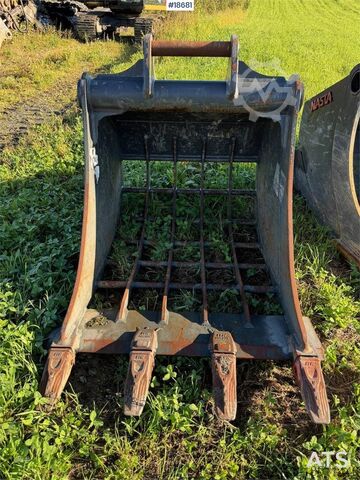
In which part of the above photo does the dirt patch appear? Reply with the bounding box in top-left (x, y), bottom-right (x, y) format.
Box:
top-left (0, 79), bottom-right (76, 150)
top-left (67, 353), bottom-right (128, 425)
top-left (234, 361), bottom-right (317, 436)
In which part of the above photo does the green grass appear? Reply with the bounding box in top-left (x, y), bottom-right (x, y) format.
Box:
top-left (154, 0), bottom-right (360, 99)
top-left (1, 1), bottom-right (360, 479)
top-left (0, 28), bottom-right (123, 111)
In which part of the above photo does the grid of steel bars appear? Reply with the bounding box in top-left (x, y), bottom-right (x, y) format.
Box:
top-left (99, 135), bottom-right (277, 322)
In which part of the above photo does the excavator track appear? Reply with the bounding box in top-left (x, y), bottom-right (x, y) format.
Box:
top-left (0, 98), bottom-right (70, 151)
top-left (74, 12), bottom-right (101, 41)
top-left (134, 16), bottom-right (152, 43)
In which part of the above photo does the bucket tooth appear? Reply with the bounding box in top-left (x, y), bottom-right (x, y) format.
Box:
top-left (40, 346), bottom-right (75, 404)
top-left (124, 327), bottom-right (158, 416)
top-left (210, 331), bottom-right (237, 421)
top-left (293, 356), bottom-right (330, 424)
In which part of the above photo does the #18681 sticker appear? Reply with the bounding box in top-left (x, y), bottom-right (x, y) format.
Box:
top-left (166, 0), bottom-right (194, 11)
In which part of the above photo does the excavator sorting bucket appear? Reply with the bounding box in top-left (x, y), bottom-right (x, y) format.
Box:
top-left (296, 65), bottom-right (360, 266)
top-left (41, 35), bottom-right (330, 423)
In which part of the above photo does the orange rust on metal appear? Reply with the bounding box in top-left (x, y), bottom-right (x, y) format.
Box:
top-left (124, 328), bottom-right (158, 416)
top-left (200, 139), bottom-right (209, 324)
top-left (78, 313), bottom-right (324, 360)
top-left (58, 81), bottom-right (97, 345)
top-left (161, 137), bottom-right (177, 324)
top-left (124, 239), bottom-right (259, 249)
top-left (39, 36), bottom-right (329, 425)
top-left (61, 176), bottom-right (91, 337)
top-left (84, 338), bottom-right (285, 360)
top-left (151, 40), bottom-right (232, 57)
top-left (160, 296), bottom-right (169, 324)
top-left (118, 289), bottom-right (130, 321)
top-left (117, 196), bottom-right (149, 321)
top-left (287, 138), bottom-right (310, 352)
top-left (293, 356), bottom-right (330, 424)
top-left (40, 347), bottom-right (75, 403)
top-left (210, 331), bottom-right (237, 421)
top-left (117, 136), bottom-right (151, 323)
top-left (121, 186), bottom-right (256, 196)
top-left (129, 259), bottom-right (266, 270)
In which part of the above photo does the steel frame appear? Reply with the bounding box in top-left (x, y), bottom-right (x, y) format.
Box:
top-left (41, 35), bottom-right (330, 423)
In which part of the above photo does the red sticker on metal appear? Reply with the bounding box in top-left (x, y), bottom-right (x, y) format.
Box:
top-left (310, 91), bottom-right (333, 112)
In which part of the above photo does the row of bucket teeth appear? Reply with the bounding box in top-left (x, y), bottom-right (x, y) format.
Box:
top-left (123, 328), bottom-right (238, 421)
top-left (40, 327), bottom-right (330, 423)
top-left (123, 328), bottom-right (330, 423)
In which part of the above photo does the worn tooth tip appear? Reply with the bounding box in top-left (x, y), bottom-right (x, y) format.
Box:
top-left (124, 405), bottom-right (144, 417)
top-left (310, 412), bottom-right (330, 425)
top-left (216, 410), bottom-right (236, 422)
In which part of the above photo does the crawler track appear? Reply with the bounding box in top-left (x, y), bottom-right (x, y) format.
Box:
top-left (0, 80), bottom-right (76, 151)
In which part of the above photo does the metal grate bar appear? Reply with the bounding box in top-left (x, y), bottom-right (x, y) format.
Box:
top-left (122, 187), bottom-right (256, 196)
top-left (161, 138), bottom-right (178, 323)
top-left (133, 215), bottom-right (257, 226)
top-left (120, 154), bottom-right (259, 163)
top-left (200, 139), bottom-right (209, 324)
top-left (116, 135), bottom-right (151, 322)
top-left (125, 239), bottom-right (260, 249)
top-left (227, 138), bottom-right (252, 326)
top-left (98, 280), bottom-right (276, 294)
top-left (135, 260), bottom-right (267, 270)
top-left (101, 135), bottom-right (276, 321)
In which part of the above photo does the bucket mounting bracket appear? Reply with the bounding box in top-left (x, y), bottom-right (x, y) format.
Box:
top-left (143, 33), bottom-right (239, 99)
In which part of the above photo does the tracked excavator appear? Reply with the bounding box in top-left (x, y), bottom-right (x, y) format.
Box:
top-left (0, 0), bottom-right (40, 47)
top-left (42, 0), bottom-right (156, 42)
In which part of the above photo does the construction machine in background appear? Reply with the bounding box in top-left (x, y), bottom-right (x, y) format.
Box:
top-left (42, 0), bottom-right (162, 42)
top-left (0, 0), bottom-right (164, 46)
top-left (0, 0), bottom-right (40, 47)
